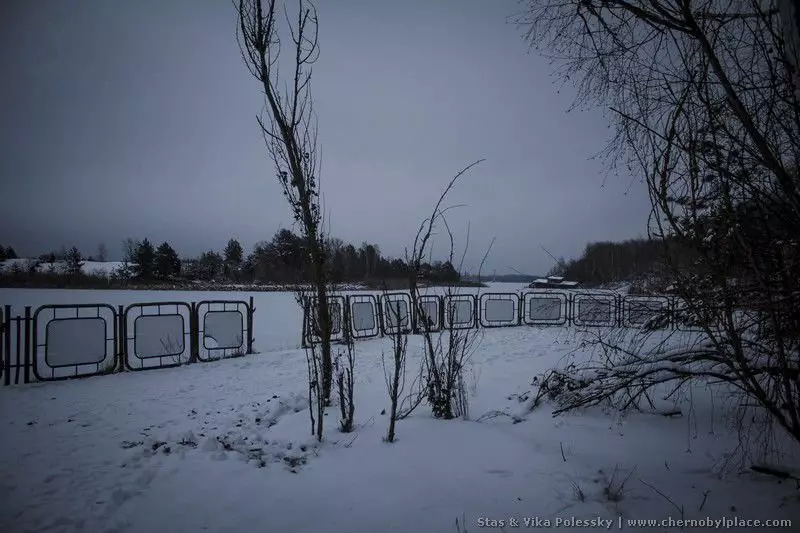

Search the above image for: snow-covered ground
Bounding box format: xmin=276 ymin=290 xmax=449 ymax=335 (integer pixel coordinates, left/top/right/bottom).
xmin=0 ymin=259 xmax=130 ymax=277
xmin=1 ymin=287 xmax=798 ymax=532
xmin=80 ymin=261 xmax=129 ymax=277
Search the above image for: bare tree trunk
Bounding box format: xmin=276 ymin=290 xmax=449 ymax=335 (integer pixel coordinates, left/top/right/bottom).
xmin=236 ymin=0 xmax=335 ymax=406
xmin=515 ymin=0 xmax=800 ymax=450
xmin=404 ymin=160 xmax=486 ymax=420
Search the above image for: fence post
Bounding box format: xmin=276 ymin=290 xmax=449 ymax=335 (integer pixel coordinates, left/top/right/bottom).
xmin=247 ymin=296 xmax=255 ymax=354
xmin=117 ymin=305 xmax=125 ymax=371
xmin=300 ymin=296 xmax=308 ymax=349
xmin=23 ymin=307 xmax=31 ymax=384
xmin=411 ymin=293 xmax=418 ymax=334
xmin=0 ymin=306 xmax=3 ymax=383
xmin=376 ymin=298 xmax=385 ymax=337
xmin=343 ymin=296 xmax=352 ymax=345
xmin=3 ymin=306 xmax=10 ymax=386
xmin=190 ymin=302 xmax=198 ymax=363
xmin=567 ymin=293 xmax=573 ymax=327
xmin=14 ymin=317 xmax=22 ymax=385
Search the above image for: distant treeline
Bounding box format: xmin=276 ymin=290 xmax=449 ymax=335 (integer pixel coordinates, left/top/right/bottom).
xmin=245 ymin=230 xmax=462 ymax=284
xmin=462 ymin=273 xmax=544 ymax=283
xmin=0 ymin=230 xmax=472 ymax=289
xmin=0 ymin=246 xmax=18 ymax=261
xmin=547 ymin=237 xmax=695 ymax=291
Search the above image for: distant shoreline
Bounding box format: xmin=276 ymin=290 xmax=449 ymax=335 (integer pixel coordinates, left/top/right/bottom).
xmin=0 ymin=280 xmax=489 ymax=292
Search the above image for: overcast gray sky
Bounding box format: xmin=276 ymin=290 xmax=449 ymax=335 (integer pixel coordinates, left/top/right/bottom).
xmin=0 ymin=0 xmax=651 ymax=275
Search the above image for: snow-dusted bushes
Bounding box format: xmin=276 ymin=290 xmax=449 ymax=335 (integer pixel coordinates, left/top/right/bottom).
xmin=403 ymin=161 xmax=487 ymax=421
xmin=517 ymin=0 xmax=800 ymax=455
xmin=381 ymin=297 xmax=425 ymax=442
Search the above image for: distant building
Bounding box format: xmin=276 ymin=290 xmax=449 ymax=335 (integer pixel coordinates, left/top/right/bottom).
xmin=528 ymin=275 xmax=579 ymax=289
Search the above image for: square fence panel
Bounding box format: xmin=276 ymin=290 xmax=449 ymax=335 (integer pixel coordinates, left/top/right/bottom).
xmin=124 ymin=302 xmax=193 ymax=371
xmin=305 ymin=296 xmax=345 ymax=344
xmin=134 ymin=315 xmax=185 ymax=358
xmin=415 ymin=295 xmax=441 ymax=332
xmin=622 ymin=297 xmax=670 ymax=328
xmin=572 ymin=293 xmax=617 ymax=327
xmin=380 ymin=293 xmax=412 ymax=335
xmin=204 ymin=312 xmax=243 ymax=349
xmin=523 ymin=291 xmax=568 ymax=326
xmin=33 ymin=304 xmax=118 ymax=381
xmin=672 ymin=298 xmax=707 ymax=332
xmin=46 ymin=318 xmax=106 ymax=366
xmin=349 ymin=295 xmax=380 ymax=338
xmin=197 ymin=300 xmax=251 ymax=361
xmin=352 ymin=302 xmax=375 ymax=331
xmin=443 ymin=295 xmax=476 ymax=329
xmin=480 ymin=293 xmax=519 ymax=327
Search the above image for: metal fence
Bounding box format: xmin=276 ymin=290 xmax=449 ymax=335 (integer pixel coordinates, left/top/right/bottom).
xmin=303 ymin=289 xmax=706 ymax=345
xmin=1 ymin=297 xmax=255 ymax=386
xmin=0 ymin=289 xmax=710 ymax=386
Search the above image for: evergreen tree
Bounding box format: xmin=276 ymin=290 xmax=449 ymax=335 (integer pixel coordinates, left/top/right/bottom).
xmin=66 ymin=247 xmax=83 ymax=276
xmin=224 ymin=238 xmax=244 ymax=265
xmin=133 ymin=239 xmax=156 ymax=280
xmin=154 ymin=242 xmax=181 ymax=279
xmin=197 ymin=251 xmax=223 ymax=281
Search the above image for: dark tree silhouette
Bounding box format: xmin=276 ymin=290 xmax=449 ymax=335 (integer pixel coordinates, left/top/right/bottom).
xmin=133 ymin=239 xmax=156 ymax=280
xmin=154 ymin=242 xmax=181 ymax=279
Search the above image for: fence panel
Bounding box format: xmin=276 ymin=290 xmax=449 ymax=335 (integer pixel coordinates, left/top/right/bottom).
xmin=443 ymin=294 xmax=477 ymax=330
xmin=32 ymin=304 xmax=118 ymax=381
xmin=304 ymin=295 xmax=345 ymax=345
xmin=672 ymin=298 xmax=707 ymax=332
xmin=196 ymin=300 xmax=251 ymax=361
xmin=415 ymin=295 xmax=442 ymax=333
xmin=0 ymin=305 xmax=4 ymax=382
xmin=479 ymin=293 xmax=520 ymax=328
xmin=572 ymin=292 xmax=618 ymax=327
xmin=124 ymin=302 xmax=193 ymax=371
xmin=380 ymin=293 xmax=412 ymax=335
xmin=622 ymin=296 xmax=670 ymax=329
xmin=348 ymin=294 xmax=380 ymax=339
xmin=522 ymin=290 xmax=569 ymax=326
xmin=2 ymin=305 xmax=10 ymax=385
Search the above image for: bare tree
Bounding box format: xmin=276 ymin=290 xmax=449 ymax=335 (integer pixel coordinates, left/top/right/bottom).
xmin=297 ymin=273 xmax=353 ymax=441
xmin=382 ymin=284 xmax=427 ymax=442
xmin=301 ymin=298 xmax=325 ymax=441
xmin=404 ymin=160 xmax=488 ymax=420
xmin=121 ymin=238 xmax=137 ymax=264
xmin=96 ymin=243 xmax=108 ymax=262
xmin=516 ymin=1 xmax=800 ymax=451
xmin=383 ymin=298 xmax=409 ymax=443
xmin=335 ymin=302 xmax=356 ymax=433
xmin=236 ymin=0 xmax=336 ymax=404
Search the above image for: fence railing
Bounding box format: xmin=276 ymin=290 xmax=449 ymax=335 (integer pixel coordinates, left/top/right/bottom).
xmin=302 ymin=290 xmax=711 ymax=345
xmin=1 ymin=297 xmax=255 ymax=386
xmin=0 ymin=289 xmax=712 ymax=386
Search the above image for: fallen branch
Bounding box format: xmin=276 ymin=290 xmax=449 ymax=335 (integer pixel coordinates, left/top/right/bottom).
xmin=750 ymin=464 xmax=800 ymax=481
xmin=475 ymin=410 xmax=524 ymax=424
